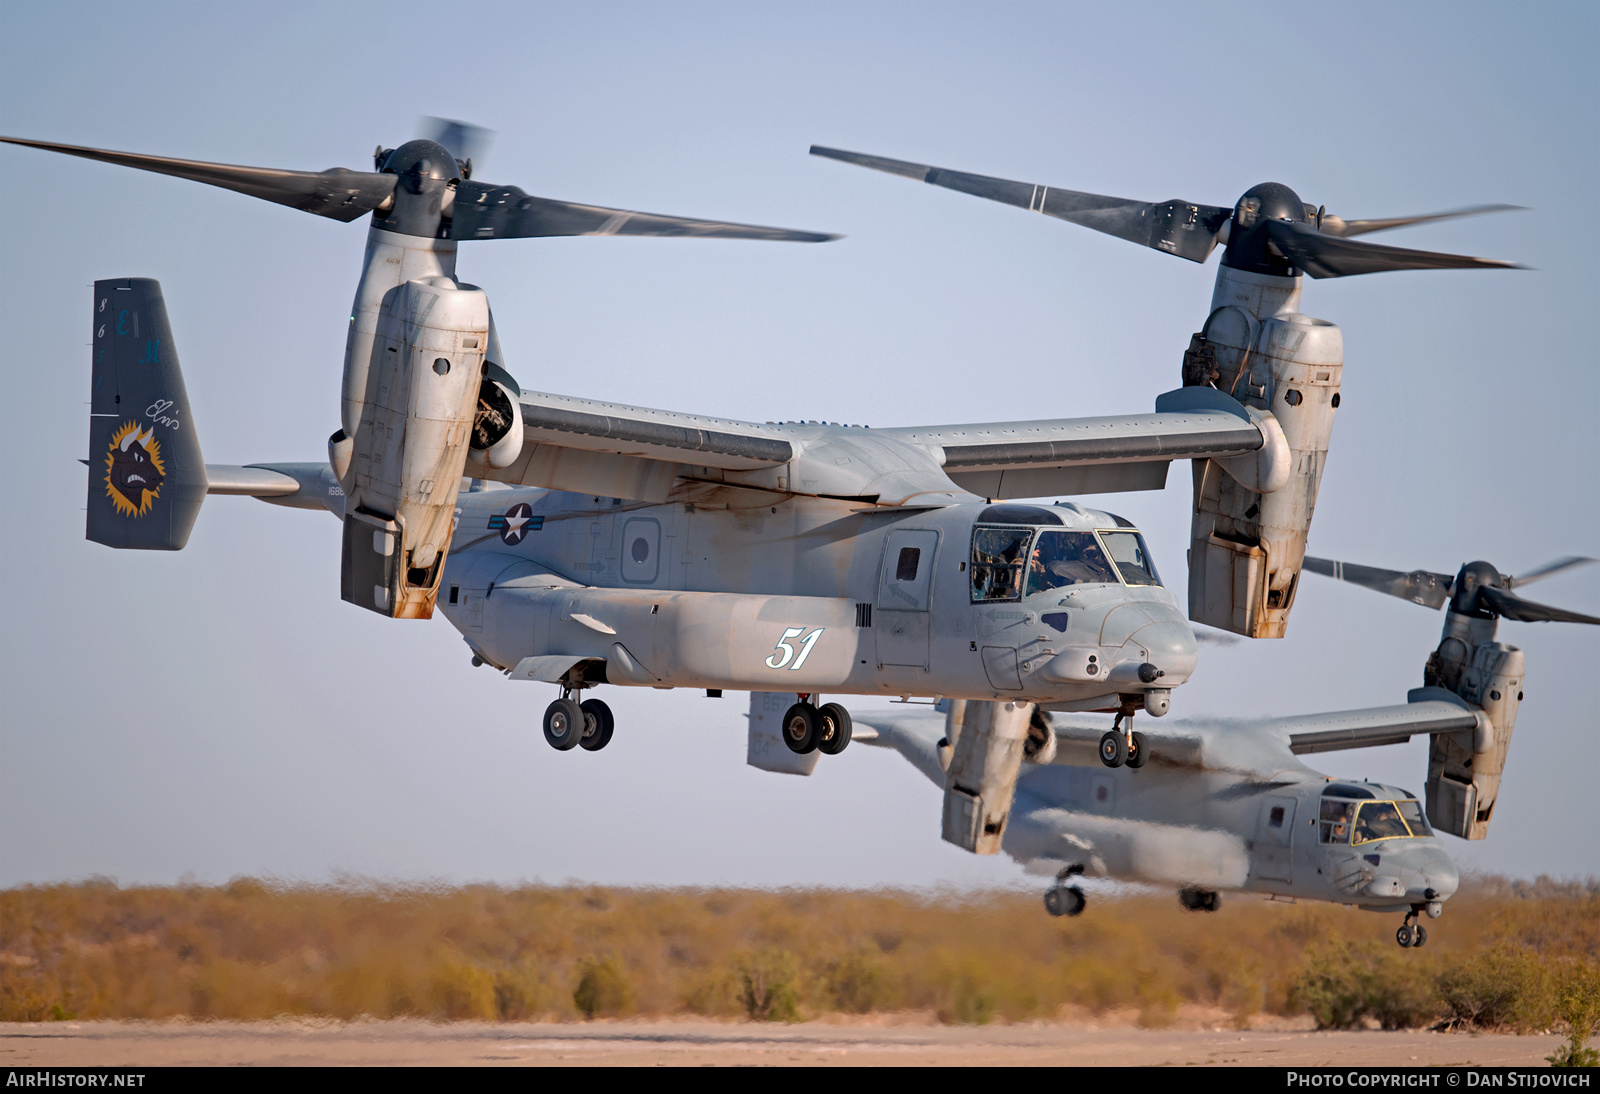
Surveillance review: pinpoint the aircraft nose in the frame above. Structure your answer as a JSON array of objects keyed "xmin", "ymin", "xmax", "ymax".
[
  {"xmin": 1123, "ymin": 616, "xmax": 1199, "ymax": 686},
  {"xmin": 1418, "ymin": 848, "xmax": 1459, "ymax": 900}
]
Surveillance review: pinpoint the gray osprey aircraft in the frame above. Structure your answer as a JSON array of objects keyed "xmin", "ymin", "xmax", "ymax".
[
  {"xmin": 822, "ymin": 553, "xmax": 1595, "ymax": 945},
  {"xmin": 3, "ymin": 128, "xmax": 1516, "ymax": 789}
]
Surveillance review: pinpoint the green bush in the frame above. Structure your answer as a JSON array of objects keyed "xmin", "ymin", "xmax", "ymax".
[
  {"xmin": 572, "ymin": 956, "xmax": 634, "ymax": 1019},
  {"xmin": 827, "ymin": 951, "xmax": 895, "ymax": 1014},
  {"xmin": 1291, "ymin": 942, "xmax": 1438, "ymax": 1031},
  {"xmin": 736, "ymin": 949, "xmax": 799, "ymax": 1022},
  {"xmin": 1436, "ymin": 944, "xmax": 1555, "ymax": 1032},
  {"xmin": 1547, "ymin": 961, "xmax": 1600, "ymax": 1067}
]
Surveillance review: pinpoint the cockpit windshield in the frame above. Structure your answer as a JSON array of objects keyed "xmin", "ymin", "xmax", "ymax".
[
  {"xmin": 971, "ymin": 522, "xmax": 1163, "ymax": 602},
  {"xmin": 1319, "ymin": 795, "xmax": 1431, "ymax": 845}
]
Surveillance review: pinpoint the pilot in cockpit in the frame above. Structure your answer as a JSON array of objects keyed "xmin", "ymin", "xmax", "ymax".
[{"xmin": 1027, "ymin": 530, "xmax": 1118, "ymax": 594}]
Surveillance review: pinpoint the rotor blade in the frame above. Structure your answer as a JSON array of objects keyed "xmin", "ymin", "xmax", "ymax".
[
  {"xmin": 1320, "ymin": 204, "xmax": 1523, "ymax": 238},
  {"xmin": 422, "ymin": 117, "xmax": 494, "ymax": 172},
  {"xmin": 1265, "ymin": 219, "xmax": 1522, "ymax": 279},
  {"xmin": 809, "ymin": 146, "xmax": 1231, "ymax": 263},
  {"xmin": 0, "ymin": 135, "xmax": 395, "ymax": 223},
  {"xmin": 1479, "ymin": 585, "xmax": 1600, "ymax": 625},
  {"xmin": 1302, "ymin": 556, "xmax": 1455, "ymax": 609},
  {"xmin": 1506, "ymin": 555, "xmax": 1597, "ymax": 589},
  {"xmin": 448, "ymin": 180, "xmax": 837, "ymax": 242}
]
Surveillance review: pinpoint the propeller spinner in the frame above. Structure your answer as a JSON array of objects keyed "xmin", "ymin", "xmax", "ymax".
[
  {"xmin": 1303, "ymin": 555, "xmax": 1599, "ymax": 625},
  {"xmin": 809, "ymin": 145, "xmax": 1521, "ymax": 278}
]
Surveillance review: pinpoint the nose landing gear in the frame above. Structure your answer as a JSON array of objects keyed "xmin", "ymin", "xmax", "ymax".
[
  {"xmin": 1178, "ymin": 887, "xmax": 1221, "ymax": 912},
  {"xmin": 1099, "ymin": 706, "xmax": 1148, "ymax": 769},
  {"xmin": 1395, "ymin": 906, "xmax": 1430, "ymax": 949},
  {"xmin": 1044, "ymin": 864, "xmax": 1087, "ymax": 917}
]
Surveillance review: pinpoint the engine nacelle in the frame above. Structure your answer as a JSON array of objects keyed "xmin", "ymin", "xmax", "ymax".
[
  {"xmin": 1185, "ymin": 266, "xmax": 1343, "ymax": 638},
  {"xmin": 1421, "ymin": 615, "xmax": 1524, "ymax": 840},
  {"xmin": 340, "ymin": 277, "xmax": 488, "ymax": 618}
]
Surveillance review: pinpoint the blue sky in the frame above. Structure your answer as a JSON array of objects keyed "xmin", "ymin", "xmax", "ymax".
[{"xmin": 0, "ymin": 1, "xmax": 1595, "ymax": 890}]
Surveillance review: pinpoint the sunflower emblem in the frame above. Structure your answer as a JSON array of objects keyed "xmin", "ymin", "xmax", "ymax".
[{"xmin": 105, "ymin": 421, "xmax": 166, "ymax": 517}]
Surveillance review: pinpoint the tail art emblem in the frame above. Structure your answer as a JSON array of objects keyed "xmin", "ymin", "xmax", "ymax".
[
  {"xmin": 105, "ymin": 421, "xmax": 165, "ymax": 516},
  {"xmin": 488, "ymin": 502, "xmax": 540, "ymax": 545}
]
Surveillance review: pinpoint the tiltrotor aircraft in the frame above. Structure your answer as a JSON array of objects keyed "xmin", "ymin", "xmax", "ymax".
[
  {"xmin": 2, "ymin": 128, "xmax": 1518, "ymax": 790},
  {"xmin": 749, "ymin": 554, "xmax": 1593, "ymax": 946}
]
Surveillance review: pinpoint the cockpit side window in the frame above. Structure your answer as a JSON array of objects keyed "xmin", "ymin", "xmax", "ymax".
[
  {"xmin": 1353, "ymin": 801, "xmax": 1411, "ymax": 844},
  {"xmin": 970, "ymin": 525, "xmax": 1032, "ymax": 602},
  {"xmin": 1320, "ymin": 798, "xmax": 1355, "ymax": 844},
  {"xmin": 1098, "ymin": 530, "xmax": 1162, "ymax": 587},
  {"xmin": 1024, "ymin": 530, "xmax": 1118, "ymax": 596}
]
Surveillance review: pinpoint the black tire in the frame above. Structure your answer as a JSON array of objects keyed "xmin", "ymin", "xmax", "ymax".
[
  {"xmin": 1413, "ymin": 925, "xmax": 1428, "ymax": 948},
  {"xmin": 1043, "ymin": 888, "xmax": 1066, "ymax": 917},
  {"xmin": 1126, "ymin": 730, "xmax": 1149, "ymax": 769},
  {"xmin": 782, "ymin": 702, "xmax": 820, "ymax": 754},
  {"xmin": 1202, "ymin": 891, "xmax": 1222, "ymax": 913},
  {"xmin": 1099, "ymin": 730, "xmax": 1127, "ymax": 768},
  {"xmin": 544, "ymin": 698, "xmax": 584, "ymax": 751},
  {"xmin": 817, "ymin": 703, "xmax": 854, "ymax": 755},
  {"xmin": 578, "ymin": 698, "xmax": 615, "ymax": 752},
  {"xmin": 1395, "ymin": 924, "xmax": 1415, "ymax": 948},
  {"xmin": 1064, "ymin": 885, "xmax": 1087, "ymax": 917}
]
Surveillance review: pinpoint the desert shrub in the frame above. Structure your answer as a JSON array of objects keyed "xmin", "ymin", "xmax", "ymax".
[
  {"xmin": 1291, "ymin": 942, "xmax": 1438, "ymax": 1030},
  {"xmin": 1436, "ymin": 944, "xmax": 1555, "ymax": 1032},
  {"xmin": 827, "ymin": 950, "xmax": 895, "ymax": 1014},
  {"xmin": 1547, "ymin": 961, "xmax": 1600, "ymax": 1067},
  {"xmin": 572, "ymin": 956, "xmax": 634, "ymax": 1019},
  {"xmin": 736, "ymin": 949, "xmax": 799, "ymax": 1022}
]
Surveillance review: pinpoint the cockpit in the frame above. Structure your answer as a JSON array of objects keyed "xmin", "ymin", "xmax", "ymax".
[
  {"xmin": 969, "ymin": 504, "xmax": 1161, "ymax": 603},
  {"xmin": 1318, "ymin": 783, "xmax": 1434, "ymax": 846}
]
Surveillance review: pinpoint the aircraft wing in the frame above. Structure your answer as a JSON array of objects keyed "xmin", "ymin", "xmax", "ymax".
[
  {"xmin": 877, "ymin": 387, "xmax": 1270, "ymax": 498},
  {"xmin": 1280, "ymin": 690, "xmax": 1482, "ymax": 755}
]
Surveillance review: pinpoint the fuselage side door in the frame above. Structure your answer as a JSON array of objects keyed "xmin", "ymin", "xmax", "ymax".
[
  {"xmin": 1254, "ymin": 794, "xmax": 1297, "ymax": 883},
  {"xmin": 875, "ymin": 528, "xmax": 939, "ymax": 668}
]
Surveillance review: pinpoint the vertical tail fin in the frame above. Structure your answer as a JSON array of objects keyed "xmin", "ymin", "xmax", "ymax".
[{"xmin": 88, "ymin": 278, "xmax": 206, "ymax": 549}]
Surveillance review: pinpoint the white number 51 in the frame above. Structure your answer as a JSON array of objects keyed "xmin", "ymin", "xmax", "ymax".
[{"xmin": 765, "ymin": 627, "xmax": 824, "ymax": 670}]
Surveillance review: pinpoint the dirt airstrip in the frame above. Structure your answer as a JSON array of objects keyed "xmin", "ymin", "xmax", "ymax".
[{"xmin": 0, "ymin": 1016, "xmax": 1566, "ymax": 1067}]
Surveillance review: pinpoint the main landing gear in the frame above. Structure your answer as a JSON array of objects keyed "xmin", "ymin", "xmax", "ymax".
[
  {"xmin": 1044, "ymin": 864, "xmax": 1087, "ymax": 918},
  {"xmin": 1179, "ymin": 887, "xmax": 1221, "ymax": 912},
  {"xmin": 543, "ymin": 690, "xmax": 614, "ymax": 752},
  {"xmin": 782, "ymin": 695, "xmax": 853, "ymax": 756},
  {"xmin": 1099, "ymin": 706, "xmax": 1148, "ymax": 770}
]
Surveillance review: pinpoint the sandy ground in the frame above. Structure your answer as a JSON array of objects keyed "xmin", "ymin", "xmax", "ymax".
[{"xmin": 0, "ymin": 1016, "xmax": 1567, "ymax": 1067}]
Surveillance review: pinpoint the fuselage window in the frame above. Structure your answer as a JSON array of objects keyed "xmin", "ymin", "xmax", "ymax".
[
  {"xmin": 895, "ymin": 546, "xmax": 922, "ymax": 582},
  {"xmin": 1024, "ymin": 530, "xmax": 1118, "ymax": 596},
  {"xmin": 1352, "ymin": 801, "xmax": 1412, "ymax": 845},
  {"xmin": 970, "ymin": 525, "xmax": 1032, "ymax": 602},
  {"xmin": 1099, "ymin": 530, "xmax": 1162, "ymax": 587},
  {"xmin": 1269, "ymin": 805, "xmax": 1285, "ymax": 828}
]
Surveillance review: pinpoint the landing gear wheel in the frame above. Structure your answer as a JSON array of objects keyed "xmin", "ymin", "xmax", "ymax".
[
  {"xmin": 817, "ymin": 703, "xmax": 853, "ymax": 755},
  {"xmin": 1043, "ymin": 884, "xmax": 1087, "ymax": 917},
  {"xmin": 782, "ymin": 702, "xmax": 821, "ymax": 754},
  {"xmin": 543, "ymin": 698, "xmax": 584, "ymax": 751},
  {"xmin": 578, "ymin": 698, "xmax": 614, "ymax": 752},
  {"xmin": 1126, "ymin": 730, "xmax": 1149, "ymax": 769},
  {"xmin": 1395, "ymin": 924, "xmax": 1415, "ymax": 948},
  {"xmin": 1099, "ymin": 730, "xmax": 1127, "ymax": 768},
  {"xmin": 1412, "ymin": 925, "xmax": 1427, "ymax": 948}
]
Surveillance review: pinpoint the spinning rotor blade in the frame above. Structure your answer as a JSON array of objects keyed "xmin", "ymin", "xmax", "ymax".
[
  {"xmin": 1302, "ymin": 556, "xmax": 1454, "ymax": 609},
  {"xmin": 1319, "ymin": 204, "xmax": 1523, "ymax": 238},
  {"xmin": 1505, "ymin": 555, "xmax": 1597, "ymax": 589},
  {"xmin": 810, "ymin": 145, "xmax": 1231, "ymax": 263},
  {"xmin": 0, "ymin": 135, "xmax": 396, "ymax": 223},
  {"xmin": 448, "ymin": 180, "xmax": 838, "ymax": 242},
  {"xmin": 1264, "ymin": 220, "xmax": 1522, "ymax": 279},
  {"xmin": 1478, "ymin": 586, "xmax": 1600, "ymax": 626},
  {"xmin": 422, "ymin": 117, "xmax": 494, "ymax": 175}
]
